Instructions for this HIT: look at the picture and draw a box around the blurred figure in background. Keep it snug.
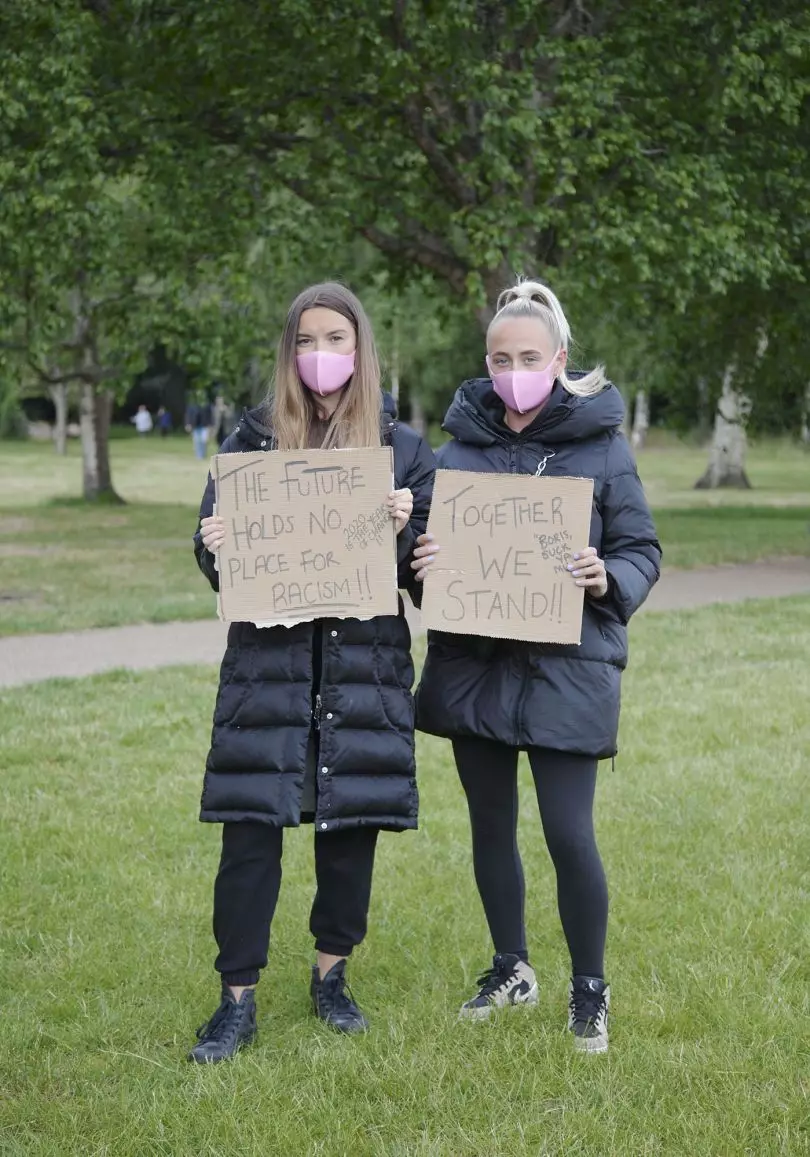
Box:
[211,390,235,447]
[132,404,153,436]
[157,406,173,438]
[185,393,213,459]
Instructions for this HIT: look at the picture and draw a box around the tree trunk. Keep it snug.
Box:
[80,383,122,502]
[389,316,400,407]
[696,376,712,442]
[478,259,517,331]
[631,389,649,451]
[409,393,426,436]
[247,357,265,406]
[801,381,810,447]
[49,383,68,455]
[620,390,631,439]
[694,364,752,489]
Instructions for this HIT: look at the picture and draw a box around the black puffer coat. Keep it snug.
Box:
[194,397,436,832]
[415,377,661,758]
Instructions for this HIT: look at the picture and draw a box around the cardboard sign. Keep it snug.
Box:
[421,470,594,644]
[213,447,398,625]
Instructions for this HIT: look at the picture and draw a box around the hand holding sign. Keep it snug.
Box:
[568,546,608,599]
[387,488,414,535]
[414,534,606,595]
[200,514,226,552]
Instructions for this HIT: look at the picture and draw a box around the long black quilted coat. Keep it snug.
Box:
[415,377,661,758]
[194,397,435,832]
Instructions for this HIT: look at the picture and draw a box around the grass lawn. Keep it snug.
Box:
[0,437,808,636]
[1,433,808,510]
[0,503,214,636]
[1,599,808,1155]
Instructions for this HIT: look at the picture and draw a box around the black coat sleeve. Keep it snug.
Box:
[192,430,243,593]
[597,433,662,624]
[395,432,436,605]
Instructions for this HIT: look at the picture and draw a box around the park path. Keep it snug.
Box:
[1,557,809,690]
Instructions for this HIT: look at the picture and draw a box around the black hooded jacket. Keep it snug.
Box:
[414,377,661,757]
[194,397,436,831]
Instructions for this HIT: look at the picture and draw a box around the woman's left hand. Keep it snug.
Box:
[387,488,413,536]
[568,546,608,600]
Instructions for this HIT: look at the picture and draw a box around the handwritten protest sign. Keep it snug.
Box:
[421,470,594,644]
[213,447,397,625]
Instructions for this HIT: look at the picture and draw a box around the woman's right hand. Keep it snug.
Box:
[200,514,226,553]
[410,532,440,582]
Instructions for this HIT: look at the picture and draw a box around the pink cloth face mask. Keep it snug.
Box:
[296,350,356,396]
[486,353,560,414]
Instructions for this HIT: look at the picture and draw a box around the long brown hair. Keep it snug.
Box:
[268,282,383,450]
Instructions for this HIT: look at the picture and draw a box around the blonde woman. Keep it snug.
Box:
[413,279,660,1052]
[188,283,435,1062]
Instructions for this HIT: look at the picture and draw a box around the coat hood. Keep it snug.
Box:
[441,375,626,447]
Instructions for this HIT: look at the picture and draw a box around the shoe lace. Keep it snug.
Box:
[322,973,359,1014]
[569,985,605,1025]
[475,959,513,1000]
[196,997,243,1043]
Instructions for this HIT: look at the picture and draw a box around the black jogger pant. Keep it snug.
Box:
[213,822,379,987]
[452,737,608,978]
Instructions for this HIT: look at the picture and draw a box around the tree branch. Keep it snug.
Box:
[360,224,469,295]
[400,99,478,209]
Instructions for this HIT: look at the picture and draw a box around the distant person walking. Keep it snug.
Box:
[157,407,173,438]
[132,404,153,436]
[185,395,213,459]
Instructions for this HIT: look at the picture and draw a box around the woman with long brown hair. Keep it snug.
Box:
[188,283,435,1063]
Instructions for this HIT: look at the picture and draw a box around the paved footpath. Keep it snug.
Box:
[1,557,809,690]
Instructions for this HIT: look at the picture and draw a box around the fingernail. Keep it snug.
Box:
[573,553,581,560]
[427,556,434,563]
[425,534,433,541]
[572,570,581,576]
[576,579,584,585]
[567,564,574,571]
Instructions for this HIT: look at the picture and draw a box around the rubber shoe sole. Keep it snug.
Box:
[187,1028,257,1064]
[572,1030,608,1054]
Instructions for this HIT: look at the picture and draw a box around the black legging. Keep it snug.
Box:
[452,737,608,978]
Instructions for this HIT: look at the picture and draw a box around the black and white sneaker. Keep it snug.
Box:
[459,953,539,1020]
[568,975,610,1053]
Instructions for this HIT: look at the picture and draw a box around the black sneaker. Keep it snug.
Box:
[459,953,539,1020]
[568,975,610,1053]
[187,986,257,1064]
[310,960,369,1034]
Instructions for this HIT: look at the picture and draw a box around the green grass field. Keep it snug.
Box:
[0,437,808,636]
[1,599,808,1155]
[1,433,808,509]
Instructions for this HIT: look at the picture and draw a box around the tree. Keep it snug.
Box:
[0,2,290,498]
[96,1,808,325]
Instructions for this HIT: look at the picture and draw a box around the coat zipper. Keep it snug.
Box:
[313,693,322,731]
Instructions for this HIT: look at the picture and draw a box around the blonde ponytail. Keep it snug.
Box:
[490,278,607,397]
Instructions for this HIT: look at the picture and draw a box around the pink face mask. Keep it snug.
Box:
[486,353,560,414]
[296,351,356,396]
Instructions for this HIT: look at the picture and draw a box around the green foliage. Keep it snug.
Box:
[104,0,810,316]
[2,0,808,442]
